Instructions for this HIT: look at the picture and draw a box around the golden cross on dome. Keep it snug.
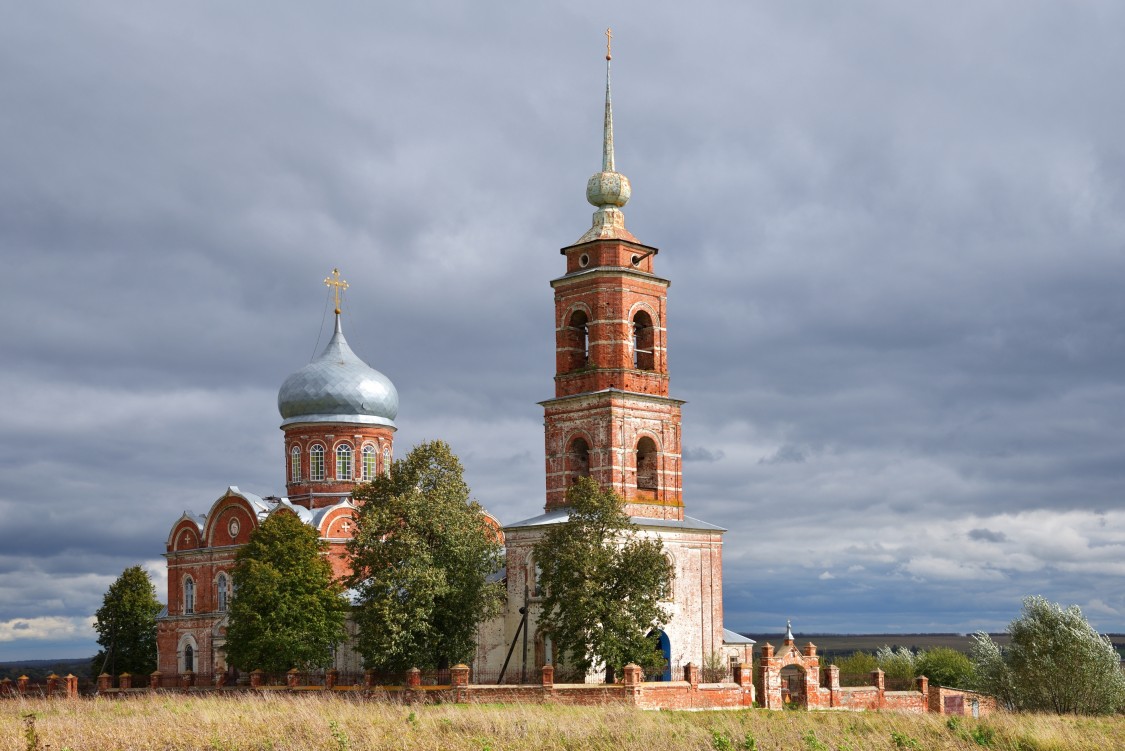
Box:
[605,27,613,61]
[324,268,349,315]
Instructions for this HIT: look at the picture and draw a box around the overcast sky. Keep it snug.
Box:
[2,1,1124,660]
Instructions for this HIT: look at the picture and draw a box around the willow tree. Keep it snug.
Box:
[972,596,1125,714]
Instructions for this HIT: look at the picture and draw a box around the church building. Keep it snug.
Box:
[155,272,399,676]
[155,37,751,681]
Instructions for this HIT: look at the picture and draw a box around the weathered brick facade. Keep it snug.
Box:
[156,309,396,678]
[157,487,362,676]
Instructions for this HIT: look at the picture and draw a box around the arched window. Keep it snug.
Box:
[567,310,589,371]
[529,557,544,598]
[184,644,194,673]
[382,445,391,475]
[633,310,655,370]
[567,437,591,485]
[217,573,229,613]
[362,444,377,480]
[662,553,676,601]
[336,444,353,480]
[289,446,302,482]
[183,577,195,615]
[309,444,325,481]
[636,437,658,491]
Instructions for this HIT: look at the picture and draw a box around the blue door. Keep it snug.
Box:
[657,630,671,681]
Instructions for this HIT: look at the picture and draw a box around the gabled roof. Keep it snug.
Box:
[723,628,755,645]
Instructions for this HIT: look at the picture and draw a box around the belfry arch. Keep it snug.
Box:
[566,436,591,485]
[632,309,655,370]
[635,436,659,494]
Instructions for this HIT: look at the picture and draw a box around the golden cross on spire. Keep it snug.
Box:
[324,268,349,315]
[605,27,613,61]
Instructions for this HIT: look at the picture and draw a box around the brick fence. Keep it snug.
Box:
[756,640,997,717]
[95,663,756,709]
[0,674,79,699]
[91,660,995,717]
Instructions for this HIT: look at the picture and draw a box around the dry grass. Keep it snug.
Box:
[3,694,1124,751]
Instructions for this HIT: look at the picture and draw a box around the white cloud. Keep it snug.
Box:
[0,617,95,643]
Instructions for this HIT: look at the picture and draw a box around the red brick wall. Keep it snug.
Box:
[283,424,394,509]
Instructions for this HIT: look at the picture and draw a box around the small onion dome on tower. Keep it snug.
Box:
[577,29,638,245]
[277,314,398,428]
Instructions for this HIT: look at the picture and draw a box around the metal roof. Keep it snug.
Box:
[504,508,725,533]
[723,628,756,645]
[278,315,398,428]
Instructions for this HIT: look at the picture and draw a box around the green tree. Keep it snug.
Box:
[224,511,349,673]
[831,650,878,677]
[915,647,975,689]
[971,595,1125,714]
[91,565,162,677]
[348,440,504,672]
[533,477,672,681]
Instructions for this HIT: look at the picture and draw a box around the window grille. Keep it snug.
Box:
[290,446,302,482]
[217,573,229,613]
[336,444,353,480]
[310,444,325,481]
[362,444,376,480]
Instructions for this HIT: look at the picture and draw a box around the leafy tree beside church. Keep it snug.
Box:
[224,511,349,673]
[533,477,673,681]
[348,440,504,672]
[92,565,163,677]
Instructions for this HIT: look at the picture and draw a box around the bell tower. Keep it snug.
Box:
[542,36,684,520]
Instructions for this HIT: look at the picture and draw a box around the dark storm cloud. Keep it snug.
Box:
[2,1,1124,658]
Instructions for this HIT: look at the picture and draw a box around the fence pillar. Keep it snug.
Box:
[622,663,642,686]
[250,670,263,688]
[150,671,161,690]
[363,669,375,689]
[97,673,112,693]
[733,663,752,686]
[65,674,78,699]
[181,670,195,689]
[0,678,12,696]
[46,674,59,696]
[684,663,699,688]
[872,669,885,709]
[286,669,299,689]
[406,667,421,688]
[326,669,338,689]
[450,664,469,688]
[118,673,132,690]
[215,672,227,688]
[916,675,928,695]
[540,663,554,688]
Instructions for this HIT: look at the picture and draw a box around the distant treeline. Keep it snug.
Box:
[0,658,93,682]
[740,633,1125,658]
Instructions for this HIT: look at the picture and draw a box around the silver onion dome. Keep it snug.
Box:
[278,315,398,428]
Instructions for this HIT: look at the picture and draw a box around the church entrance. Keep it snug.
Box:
[647,630,672,681]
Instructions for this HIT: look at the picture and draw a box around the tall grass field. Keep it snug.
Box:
[4,694,1124,751]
